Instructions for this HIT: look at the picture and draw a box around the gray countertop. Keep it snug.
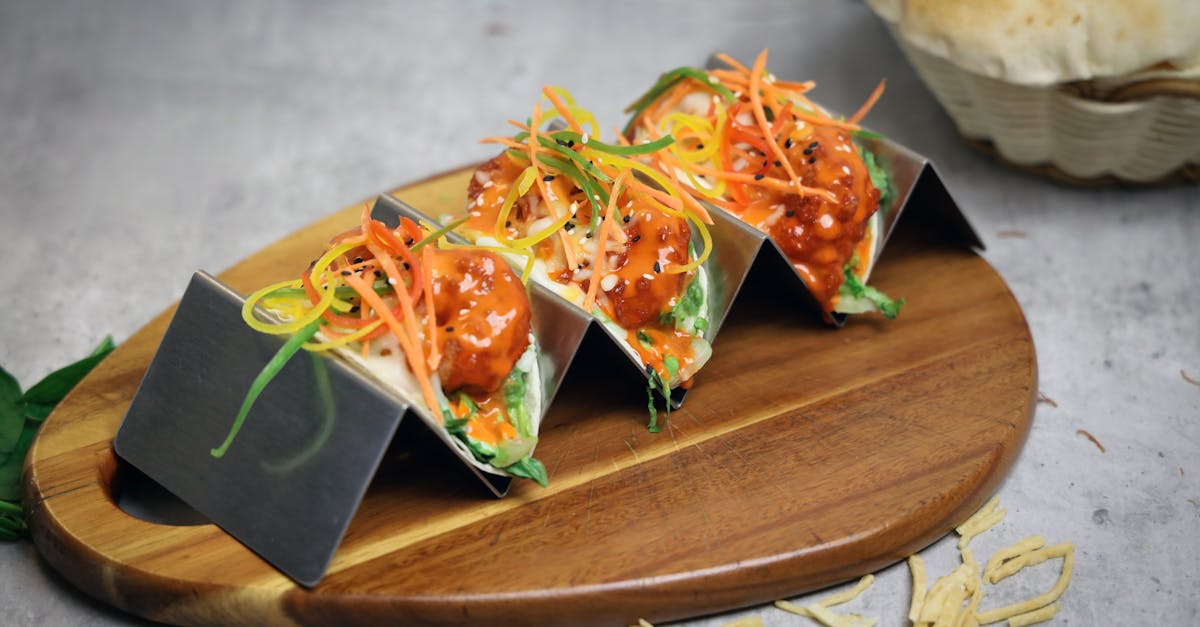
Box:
[1,1,1197,625]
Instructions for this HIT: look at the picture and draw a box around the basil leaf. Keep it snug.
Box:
[18,336,115,406]
[0,421,38,501]
[637,331,654,349]
[21,403,53,424]
[0,366,19,406]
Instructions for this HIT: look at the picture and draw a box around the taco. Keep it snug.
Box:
[625,49,902,320]
[459,87,716,430]
[230,205,548,485]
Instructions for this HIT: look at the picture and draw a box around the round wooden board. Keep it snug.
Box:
[25,166,1035,627]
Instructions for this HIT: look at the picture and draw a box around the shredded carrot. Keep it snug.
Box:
[715,52,750,74]
[847,79,885,125]
[748,50,805,198]
[543,86,583,133]
[343,271,439,414]
[422,244,440,372]
[583,172,627,312]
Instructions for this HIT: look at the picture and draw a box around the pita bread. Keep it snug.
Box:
[867,0,1200,85]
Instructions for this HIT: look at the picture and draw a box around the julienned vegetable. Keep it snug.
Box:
[460,86,715,431]
[221,206,548,486]
[625,49,902,320]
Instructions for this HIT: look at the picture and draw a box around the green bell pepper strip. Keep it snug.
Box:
[211,320,322,458]
[622,66,738,135]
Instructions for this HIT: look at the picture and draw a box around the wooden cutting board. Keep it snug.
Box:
[25,166,1035,627]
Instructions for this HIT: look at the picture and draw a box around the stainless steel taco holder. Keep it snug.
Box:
[111,127,978,588]
[113,198,587,587]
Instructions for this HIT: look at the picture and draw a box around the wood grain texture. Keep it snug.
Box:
[24,166,1036,627]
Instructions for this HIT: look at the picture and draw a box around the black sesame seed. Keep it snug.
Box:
[786,210,795,217]
[340,270,351,276]
[632,235,641,242]
[349,306,360,313]
[809,141,819,149]
[543,175,555,182]
[402,262,410,270]
[567,140,575,147]
[785,138,793,149]
[653,261,662,273]
[556,139,569,147]
[803,148,814,155]
[505,220,512,227]
[754,174,765,180]
[622,215,631,223]
[445,326,455,332]
[404,238,414,246]
[696,143,704,149]
[374,270,382,278]
[808,156,816,164]
[774,160,782,167]
[353,257,363,264]
[565,221,575,231]
[586,232,593,238]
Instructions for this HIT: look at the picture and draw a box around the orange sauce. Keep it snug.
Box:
[729,125,880,313]
[452,391,518,447]
[466,152,700,381]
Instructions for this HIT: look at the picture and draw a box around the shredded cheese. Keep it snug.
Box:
[776,574,878,626]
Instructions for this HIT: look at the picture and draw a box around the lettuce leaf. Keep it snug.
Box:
[835,254,904,319]
[857,145,894,217]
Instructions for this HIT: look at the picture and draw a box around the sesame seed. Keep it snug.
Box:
[808,157,816,164]
[543,175,555,182]
[374,270,382,278]
[557,139,569,147]
[653,261,662,273]
[774,160,782,167]
[568,140,575,147]
[623,215,631,223]
[353,257,363,264]
[785,138,793,149]
[387,277,397,285]
[786,210,795,217]
[642,273,654,281]
[340,270,351,276]
[754,174,764,180]
[349,306,360,313]
[632,235,641,242]
[445,326,454,332]
[803,148,814,155]
[809,141,819,149]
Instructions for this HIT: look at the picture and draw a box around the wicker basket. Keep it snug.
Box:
[878,22,1200,185]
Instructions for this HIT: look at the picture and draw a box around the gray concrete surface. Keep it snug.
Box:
[1,0,1197,625]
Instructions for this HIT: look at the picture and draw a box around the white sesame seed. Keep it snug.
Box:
[387,277,397,285]
[642,273,655,281]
